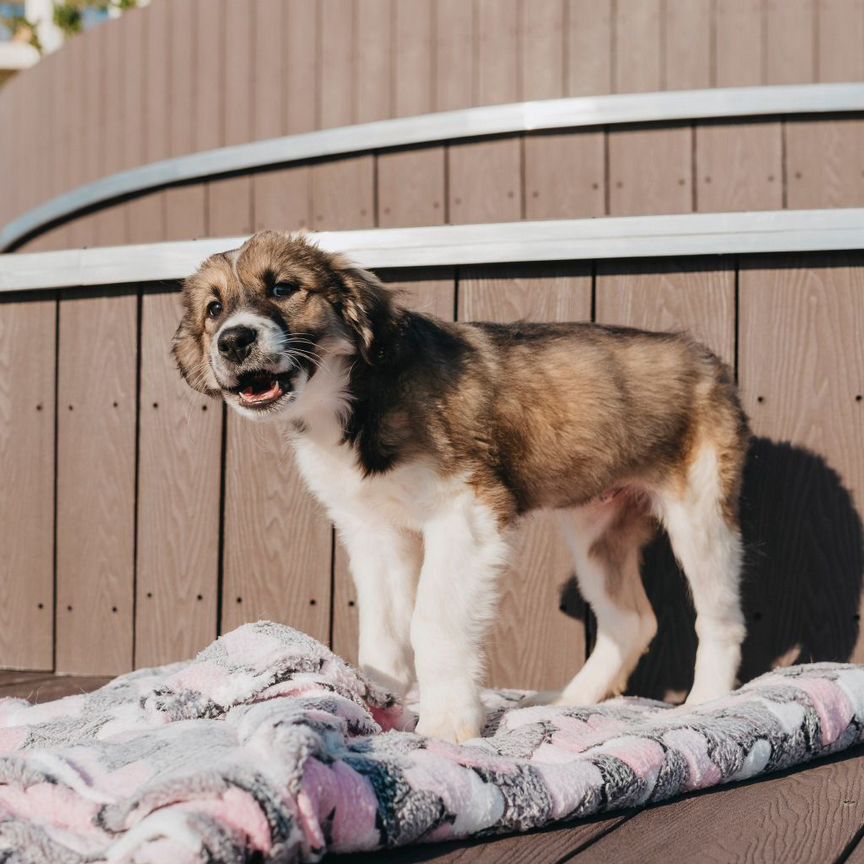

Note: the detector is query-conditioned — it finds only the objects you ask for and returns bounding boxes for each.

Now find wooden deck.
[2,672,862,863]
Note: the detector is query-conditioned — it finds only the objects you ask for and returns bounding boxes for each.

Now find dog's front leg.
[412,494,509,743]
[338,516,422,697]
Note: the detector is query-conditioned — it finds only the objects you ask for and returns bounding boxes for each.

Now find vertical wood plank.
[394,0,434,116]
[332,270,457,663]
[66,27,91,189]
[764,0,816,84]
[596,260,736,362]
[446,1,523,227]
[94,204,134,248]
[0,78,12,229]
[565,0,613,95]
[596,259,735,699]
[221,419,332,641]
[608,126,692,215]
[195,0,223,155]
[0,295,56,669]
[786,119,864,208]
[56,289,138,675]
[165,0,206,241]
[254,168,312,233]
[696,121,783,212]
[81,21,107,187]
[663,0,712,89]
[74,25,113,244]
[740,257,864,663]
[610,0,690,218]
[715,0,764,86]
[64,38,94,248]
[712,1,783,216]
[378,148,446,228]
[448,138,522,224]
[254,0,315,233]
[459,264,591,690]
[135,289,222,667]
[94,23,128,247]
[378,0,444,229]
[121,6,147,173]
[475,0,520,104]
[817,0,864,81]
[355,0,393,123]
[521,0,565,100]
[473,0,520,105]
[311,156,376,230]
[284,0,318,134]
[209,0,254,236]
[319,0,356,127]
[116,5,146,246]
[5,79,24,225]
[615,0,662,93]
[435,0,474,110]
[252,0,295,233]
[311,1,373,232]
[127,0,169,244]
[525,131,605,219]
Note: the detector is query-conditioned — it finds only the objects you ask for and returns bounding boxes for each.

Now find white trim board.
[3,82,864,251]
[1,209,863,293]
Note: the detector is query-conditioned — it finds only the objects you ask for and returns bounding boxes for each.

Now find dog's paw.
[520,690,561,707]
[683,684,729,707]
[415,699,485,743]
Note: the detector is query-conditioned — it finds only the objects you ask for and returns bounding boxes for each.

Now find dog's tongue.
[239,379,282,404]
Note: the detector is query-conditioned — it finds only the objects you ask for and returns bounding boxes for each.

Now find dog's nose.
[218,325,257,364]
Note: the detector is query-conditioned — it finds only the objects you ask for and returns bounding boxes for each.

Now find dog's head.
[173,231,395,419]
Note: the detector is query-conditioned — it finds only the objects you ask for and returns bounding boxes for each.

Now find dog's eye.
[271,282,298,298]
[206,300,223,319]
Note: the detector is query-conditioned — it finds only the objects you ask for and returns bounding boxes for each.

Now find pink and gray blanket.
[1,622,863,863]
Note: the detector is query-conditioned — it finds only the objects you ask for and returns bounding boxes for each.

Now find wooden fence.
[15,114,864,252]
[2,249,862,700]
[5,0,864,250]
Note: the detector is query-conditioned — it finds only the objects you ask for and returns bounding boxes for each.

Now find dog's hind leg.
[552,499,657,706]
[337,516,422,697]
[656,443,746,705]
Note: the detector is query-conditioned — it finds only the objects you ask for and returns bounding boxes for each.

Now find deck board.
[0,671,110,703]
[342,814,631,863]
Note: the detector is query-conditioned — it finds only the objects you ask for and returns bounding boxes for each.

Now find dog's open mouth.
[230,371,292,409]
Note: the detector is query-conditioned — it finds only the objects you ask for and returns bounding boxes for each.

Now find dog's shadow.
[560,437,864,701]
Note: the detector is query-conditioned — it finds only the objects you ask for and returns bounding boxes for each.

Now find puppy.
[174,231,750,743]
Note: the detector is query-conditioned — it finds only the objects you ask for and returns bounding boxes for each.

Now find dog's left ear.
[335,263,397,363]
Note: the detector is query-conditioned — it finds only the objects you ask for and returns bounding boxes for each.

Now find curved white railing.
[3,83,864,252]
[2,208,864,293]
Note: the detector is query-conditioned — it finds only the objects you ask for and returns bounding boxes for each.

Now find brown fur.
[174,231,751,533]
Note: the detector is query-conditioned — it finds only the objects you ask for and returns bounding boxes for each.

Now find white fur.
[655,444,745,704]
[267,342,508,741]
[553,503,657,706]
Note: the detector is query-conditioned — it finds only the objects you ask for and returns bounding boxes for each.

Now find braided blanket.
[1,622,862,863]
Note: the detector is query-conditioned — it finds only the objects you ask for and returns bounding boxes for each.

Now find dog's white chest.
[291,433,456,530]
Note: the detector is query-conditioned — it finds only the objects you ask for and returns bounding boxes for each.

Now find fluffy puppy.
[174,231,750,743]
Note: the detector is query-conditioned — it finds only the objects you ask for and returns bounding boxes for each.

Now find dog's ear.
[172,288,219,396]
[334,262,398,363]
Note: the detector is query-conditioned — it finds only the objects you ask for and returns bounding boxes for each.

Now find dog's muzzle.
[213,319,293,410]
